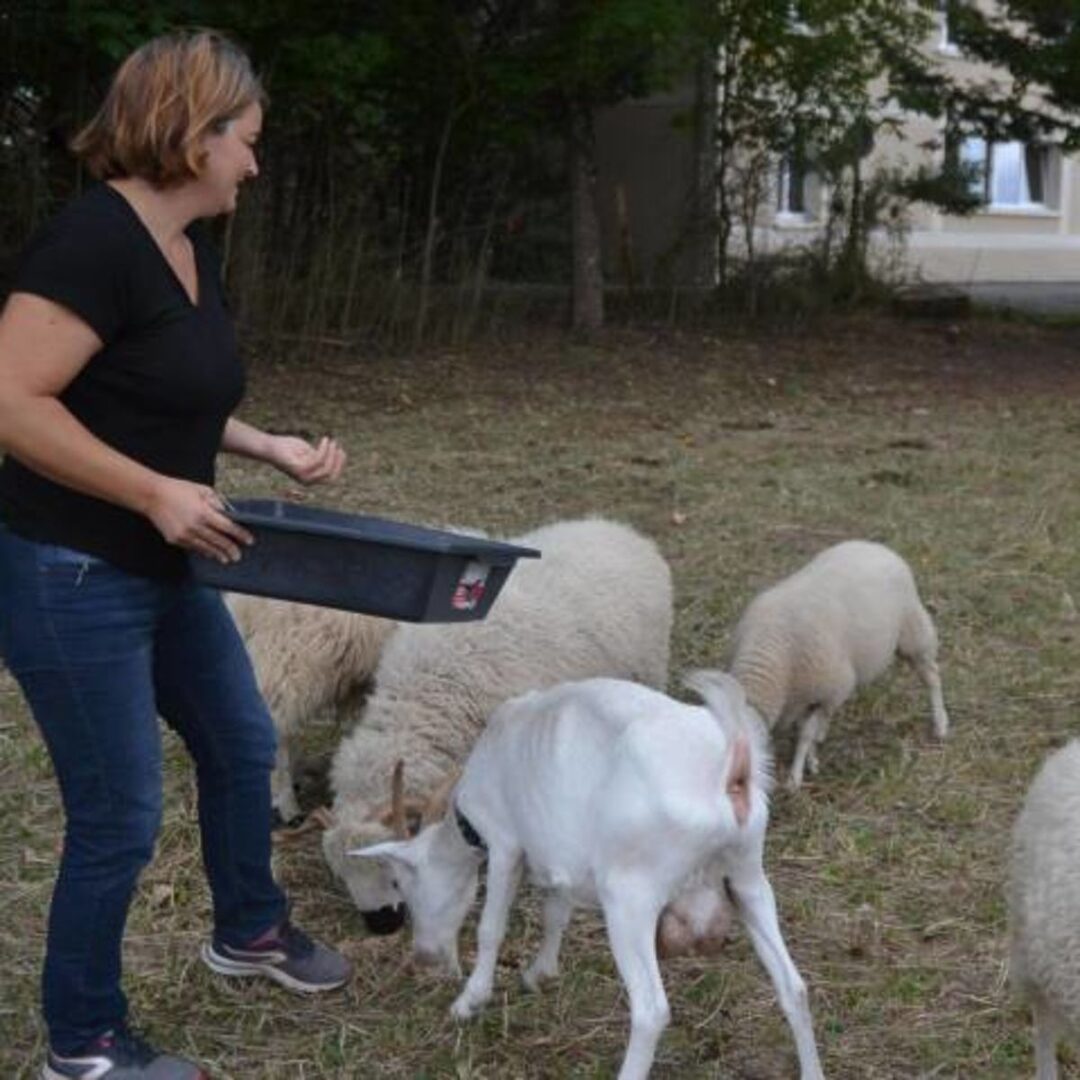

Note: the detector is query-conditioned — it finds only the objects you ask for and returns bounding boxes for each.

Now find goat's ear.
[347,838,419,869]
[685,669,747,713]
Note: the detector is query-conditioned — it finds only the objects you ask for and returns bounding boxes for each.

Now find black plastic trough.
[190,498,539,622]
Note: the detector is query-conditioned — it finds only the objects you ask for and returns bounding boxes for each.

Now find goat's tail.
[683,670,774,816]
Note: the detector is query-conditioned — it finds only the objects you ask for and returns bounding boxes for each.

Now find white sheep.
[226,593,397,824]
[321,516,673,930]
[350,673,824,1080]
[1008,739,1080,1079]
[729,539,949,788]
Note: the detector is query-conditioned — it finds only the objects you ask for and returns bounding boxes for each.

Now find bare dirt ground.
[3,311,1080,1078]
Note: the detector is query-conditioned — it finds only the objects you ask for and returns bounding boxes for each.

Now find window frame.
[937,0,960,55]
[960,136,1057,212]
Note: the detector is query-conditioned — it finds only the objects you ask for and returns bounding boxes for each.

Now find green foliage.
[3,0,1078,339]
[704,0,950,297]
[946,0,1080,146]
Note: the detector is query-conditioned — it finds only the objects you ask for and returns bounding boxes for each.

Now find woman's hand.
[144,477,253,563]
[264,433,346,485]
[221,419,346,486]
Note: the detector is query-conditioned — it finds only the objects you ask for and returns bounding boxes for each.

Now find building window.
[777,152,813,218]
[787,2,812,36]
[961,137,1056,209]
[937,0,959,53]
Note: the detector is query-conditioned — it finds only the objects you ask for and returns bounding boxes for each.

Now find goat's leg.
[788,708,826,789]
[1032,995,1060,1080]
[728,862,824,1080]
[600,879,670,1080]
[522,890,573,992]
[450,850,523,1020]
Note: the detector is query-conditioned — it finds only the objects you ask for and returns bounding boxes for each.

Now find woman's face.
[199,101,262,214]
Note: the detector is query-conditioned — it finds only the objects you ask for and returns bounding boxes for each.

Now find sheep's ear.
[347,838,419,870]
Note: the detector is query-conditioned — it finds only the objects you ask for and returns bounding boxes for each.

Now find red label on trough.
[452,561,489,611]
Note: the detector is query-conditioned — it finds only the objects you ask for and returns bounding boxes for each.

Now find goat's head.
[324,761,458,935]
[348,812,482,976]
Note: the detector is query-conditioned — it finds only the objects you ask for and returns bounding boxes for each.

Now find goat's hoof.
[450,995,482,1021]
[521,964,556,992]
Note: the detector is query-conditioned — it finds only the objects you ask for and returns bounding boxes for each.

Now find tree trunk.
[415,104,459,349]
[568,104,604,333]
[693,49,719,288]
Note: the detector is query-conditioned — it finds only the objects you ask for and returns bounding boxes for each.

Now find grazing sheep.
[729,539,948,788]
[351,673,824,1080]
[322,517,673,930]
[226,593,397,824]
[1008,739,1080,1080]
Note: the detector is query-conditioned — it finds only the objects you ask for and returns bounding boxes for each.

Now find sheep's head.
[322,761,457,935]
[348,816,482,976]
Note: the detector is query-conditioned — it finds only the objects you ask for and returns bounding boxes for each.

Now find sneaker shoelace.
[277,919,316,960]
[86,1026,157,1066]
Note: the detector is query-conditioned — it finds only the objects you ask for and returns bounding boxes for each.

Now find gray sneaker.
[42,1028,208,1079]
[201,918,352,993]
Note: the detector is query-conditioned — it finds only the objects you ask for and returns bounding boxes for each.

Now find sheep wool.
[322,516,673,913]
[1008,739,1080,1080]
[226,593,397,823]
[729,539,948,787]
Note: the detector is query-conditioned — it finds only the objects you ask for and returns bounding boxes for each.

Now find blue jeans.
[0,526,286,1054]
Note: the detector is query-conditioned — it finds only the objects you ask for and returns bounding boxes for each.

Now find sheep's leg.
[789,709,826,789]
[451,850,523,1020]
[910,650,949,739]
[600,877,670,1080]
[1032,996,1060,1080]
[805,714,831,777]
[728,861,824,1080]
[522,890,573,992]
[271,739,302,826]
[900,608,949,738]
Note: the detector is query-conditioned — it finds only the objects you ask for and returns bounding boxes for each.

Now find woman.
[0,31,351,1080]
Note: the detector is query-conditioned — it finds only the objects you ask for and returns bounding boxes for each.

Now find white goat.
[351,673,824,1080]
[729,539,948,788]
[226,593,396,824]
[322,516,673,928]
[1008,739,1080,1079]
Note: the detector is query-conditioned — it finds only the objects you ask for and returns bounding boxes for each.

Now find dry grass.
[3,313,1080,1077]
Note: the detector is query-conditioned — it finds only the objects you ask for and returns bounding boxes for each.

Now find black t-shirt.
[0,183,245,580]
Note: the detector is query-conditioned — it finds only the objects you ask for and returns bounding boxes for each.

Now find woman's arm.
[0,292,251,563]
[222,416,345,485]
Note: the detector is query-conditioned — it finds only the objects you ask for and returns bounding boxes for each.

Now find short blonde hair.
[71,30,265,185]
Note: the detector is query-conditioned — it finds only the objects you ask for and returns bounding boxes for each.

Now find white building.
[594,3,1080,290]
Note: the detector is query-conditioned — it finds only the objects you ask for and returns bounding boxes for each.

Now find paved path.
[960,281,1080,315]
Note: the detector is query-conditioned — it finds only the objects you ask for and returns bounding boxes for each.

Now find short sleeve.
[13,214,129,344]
